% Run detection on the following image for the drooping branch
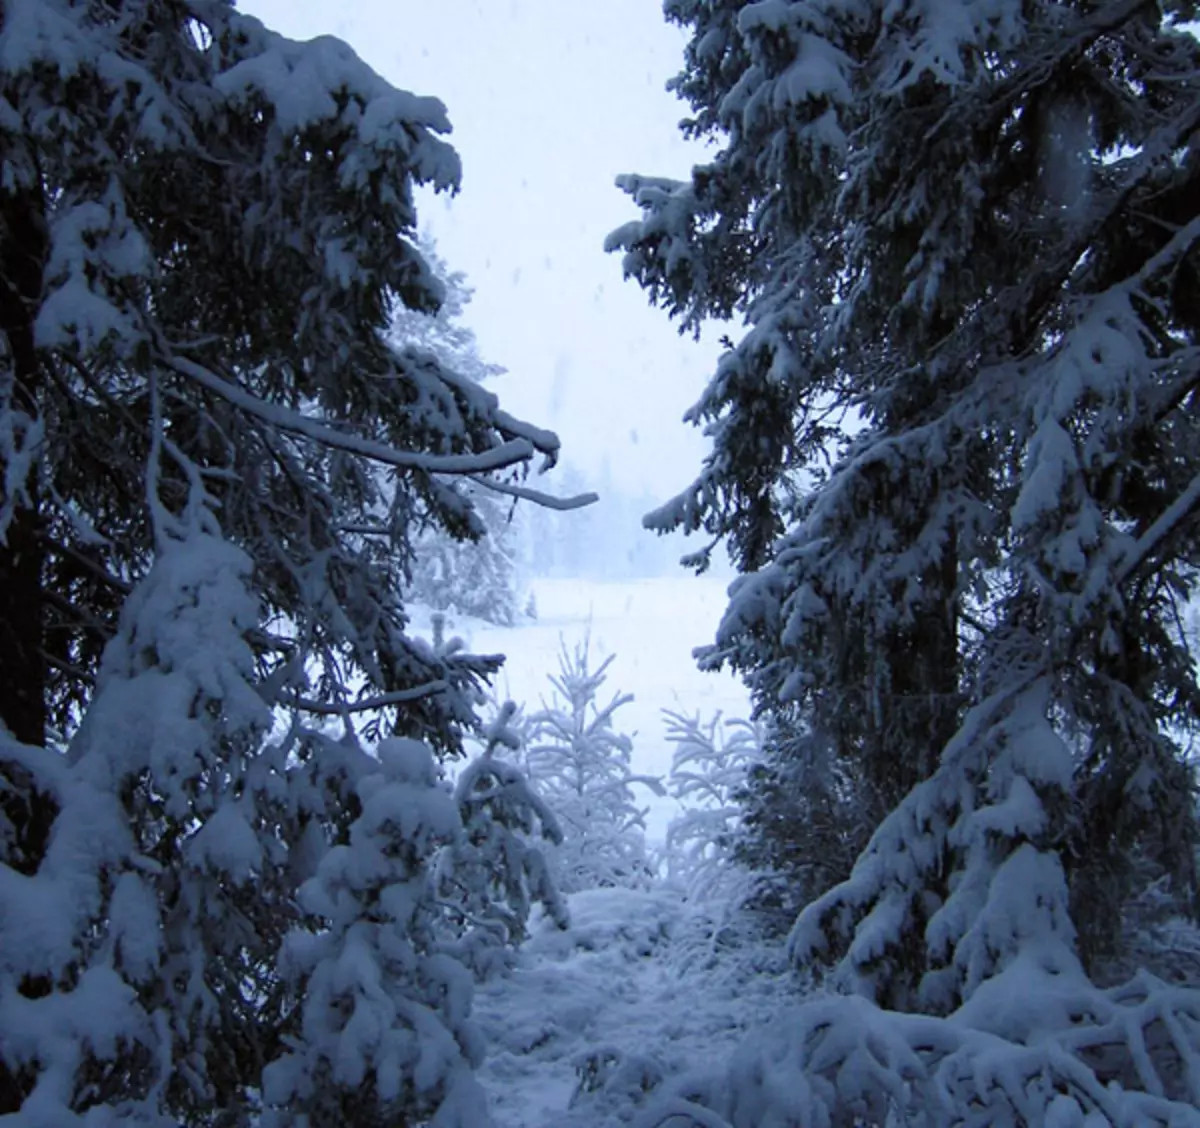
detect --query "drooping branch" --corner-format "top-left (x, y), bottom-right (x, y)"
top-left (164, 353), bottom-right (543, 476)
top-left (468, 473), bottom-right (598, 511)
top-left (278, 681), bottom-right (450, 716)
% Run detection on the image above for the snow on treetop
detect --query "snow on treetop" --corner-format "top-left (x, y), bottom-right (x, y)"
top-left (377, 736), bottom-right (440, 786)
top-left (215, 16), bottom-right (461, 193)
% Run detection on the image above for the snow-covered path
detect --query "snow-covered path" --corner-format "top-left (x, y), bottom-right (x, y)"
top-left (471, 888), bottom-right (794, 1128)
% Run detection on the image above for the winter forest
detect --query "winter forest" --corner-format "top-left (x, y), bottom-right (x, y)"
top-left (2, 0), bottom-right (1200, 1126)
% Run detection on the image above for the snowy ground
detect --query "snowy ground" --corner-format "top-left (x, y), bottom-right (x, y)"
top-left (413, 575), bottom-right (752, 841)
top-left (471, 888), bottom-right (794, 1128)
top-left (409, 577), bottom-right (785, 1127)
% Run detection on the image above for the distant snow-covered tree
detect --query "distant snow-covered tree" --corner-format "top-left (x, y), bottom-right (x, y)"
top-left (662, 709), bottom-right (761, 903)
top-left (436, 701), bottom-right (569, 978)
top-left (391, 235), bottom-right (524, 626)
top-left (526, 642), bottom-right (664, 892)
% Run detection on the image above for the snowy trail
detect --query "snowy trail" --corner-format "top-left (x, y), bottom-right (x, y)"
top-left (471, 889), bottom-right (793, 1128)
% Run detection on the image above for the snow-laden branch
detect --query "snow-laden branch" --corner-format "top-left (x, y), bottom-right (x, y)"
top-left (468, 474), bottom-right (598, 511)
top-left (278, 681), bottom-right (448, 715)
top-left (1120, 468), bottom-right (1200, 584)
top-left (164, 353), bottom-right (539, 475)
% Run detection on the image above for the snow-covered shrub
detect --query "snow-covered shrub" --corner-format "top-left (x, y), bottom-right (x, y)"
top-left (437, 702), bottom-right (569, 978)
top-left (571, 1044), bottom-right (667, 1118)
top-left (662, 710), bottom-right (761, 903)
top-left (637, 967), bottom-right (1200, 1128)
top-left (524, 887), bottom-right (681, 964)
top-left (262, 737), bottom-right (488, 1128)
top-left (526, 641), bottom-right (664, 892)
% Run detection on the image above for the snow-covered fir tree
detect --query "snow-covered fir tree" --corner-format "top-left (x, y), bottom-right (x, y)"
top-left (731, 711), bottom-right (881, 929)
top-left (526, 642), bottom-right (664, 892)
top-left (0, 526), bottom-right (286, 1125)
top-left (262, 737), bottom-right (486, 1128)
top-left (0, 3), bottom-right (585, 1122)
top-left (662, 709), bottom-right (761, 903)
top-left (390, 236), bottom-right (526, 626)
top-left (436, 701), bottom-right (569, 979)
top-left (612, 0), bottom-right (1200, 1120)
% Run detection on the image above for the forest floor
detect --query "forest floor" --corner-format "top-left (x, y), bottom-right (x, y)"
top-left (472, 887), bottom-right (796, 1128)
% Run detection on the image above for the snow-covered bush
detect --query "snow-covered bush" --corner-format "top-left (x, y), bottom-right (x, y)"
top-left (262, 737), bottom-right (488, 1128)
top-left (526, 641), bottom-right (664, 892)
top-left (436, 702), bottom-right (569, 978)
top-left (637, 967), bottom-right (1200, 1128)
top-left (662, 710), bottom-right (761, 904)
top-left (571, 1044), bottom-right (667, 1119)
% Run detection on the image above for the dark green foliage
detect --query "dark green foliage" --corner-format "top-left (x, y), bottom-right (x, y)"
top-left (612, 0), bottom-right (1200, 1002)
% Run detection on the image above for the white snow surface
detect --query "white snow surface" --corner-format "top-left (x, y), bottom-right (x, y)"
top-left (472, 887), bottom-right (793, 1128)
top-left (413, 575), bottom-right (751, 842)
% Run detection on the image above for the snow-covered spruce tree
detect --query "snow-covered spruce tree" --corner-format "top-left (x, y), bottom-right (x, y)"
top-left (391, 235), bottom-right (525, 626)
top-left (262, 737), bottom-right (486, 1128)
top-left (0, 523), bottom-right (287, 1127)
top-left (662, 709), bottom-right (761, 903)
top-left (526, 641), bottom-right (664, 892)
top-left (613, 0), bottom-right (1200, 1119)
top-left (0, 3), bottom-right (585, 1122)
top-left (731, 710), bottom-right (880, 930)
top-left (435, 701), bottom-right (569, 978)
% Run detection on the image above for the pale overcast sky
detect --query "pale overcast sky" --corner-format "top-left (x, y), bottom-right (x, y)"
top-left (238, 0), bottom-right (723, 500)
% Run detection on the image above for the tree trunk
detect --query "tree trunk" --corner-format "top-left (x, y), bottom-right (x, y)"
top-left (0, 179), bottom-right (48, 746)
top-left (0, 171), bottom-right (52, 1117)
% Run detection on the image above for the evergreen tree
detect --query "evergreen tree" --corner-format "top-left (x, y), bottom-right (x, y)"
top-left (526, 641), bottom-right (664, 892)
top-left (435, 701), bottom-right (569, 979)
top-left (0, 3), bottom-right (577, 1122)
top-left (731, 711), bottom-right (880, 930)
top-left (390, 236), bottom-right (525, 626)
top-left (662, 709), bottom-right (761, 903)
top-left (0, 529), bottom-right (285, 1126)
top-left (613, 0), bottom-right (1200, 1117)
top-left (262, 737), bottom-right (486, 1128)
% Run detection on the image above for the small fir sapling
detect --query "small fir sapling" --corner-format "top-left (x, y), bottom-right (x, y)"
top-left (261, 737), bottom-right (490, 1128)
top-left (436, 701), bottom-right (569, 978)
top-left (525, 640), bottom-right (664, 892)
top-left (662, 710), bottom-right (762, 903)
